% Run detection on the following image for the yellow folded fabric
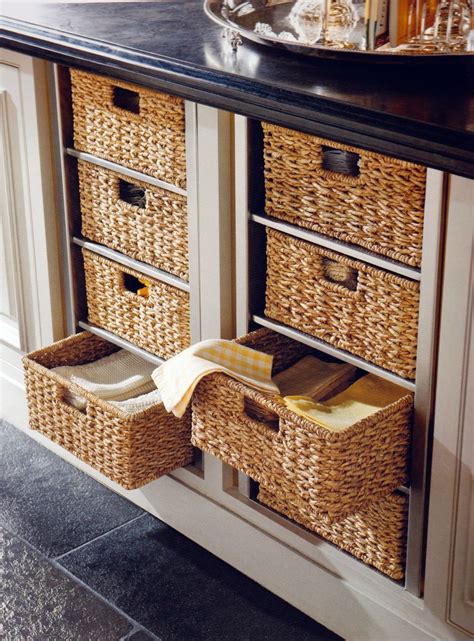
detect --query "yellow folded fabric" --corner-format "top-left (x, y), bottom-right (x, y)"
top-left (284, 373), bottom-right (407, 432)
top-left (152, 339), bottom-right (279, 418)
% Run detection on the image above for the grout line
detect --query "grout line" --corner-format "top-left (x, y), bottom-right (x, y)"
top-left (117, 623), bottom-right (162, 641)
top-left (117, 629), bottom-right (140, 641)
top-left (1, 523), bottom-right (161, 641)
top-left (54, 565), bottom-right (162, 641)
top-left (54, 513), bottom-right (147, 561)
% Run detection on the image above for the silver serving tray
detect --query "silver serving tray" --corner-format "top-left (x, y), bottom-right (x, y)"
top-left (204, 0), bottom-right (473, 61)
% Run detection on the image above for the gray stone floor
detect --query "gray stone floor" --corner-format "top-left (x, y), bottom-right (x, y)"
top-left (1, 420), bottom-right (343, 641)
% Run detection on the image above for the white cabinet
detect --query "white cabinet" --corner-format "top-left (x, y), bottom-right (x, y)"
top-left (1, 49), bottom-right (473, 641)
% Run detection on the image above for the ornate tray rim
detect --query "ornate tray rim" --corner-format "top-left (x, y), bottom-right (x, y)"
top-left (204, 0), bottom-right (474, 62)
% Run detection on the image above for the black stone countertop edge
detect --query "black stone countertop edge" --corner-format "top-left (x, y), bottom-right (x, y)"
top-left (1, 7), bottom-right (473, 178)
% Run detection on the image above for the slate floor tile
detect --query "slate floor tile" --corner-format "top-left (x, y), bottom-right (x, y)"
top-left (0, 421), bottom-right (143, 557)
top-left (59, 514), bottom-right (343, 641)
top-left (1, 526), bottom-right (131, 641)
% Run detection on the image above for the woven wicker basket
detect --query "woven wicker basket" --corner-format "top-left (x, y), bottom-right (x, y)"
top-left (70, 69), bottom-right (186, 188)
top-left (262, 122), bottom-right (426, 268)
top-left (23, 332), bottom-right (192, 489)
top-left (78, 160), bottom-right (189, 281)
top-left (265, 229), bottom-right (420, 379)
top-left (258, 484), bottom-right (408, 580)
top-left (82, 249), bottom-right (190, 360)
top-left (192, 328), bottom-right (412, 523)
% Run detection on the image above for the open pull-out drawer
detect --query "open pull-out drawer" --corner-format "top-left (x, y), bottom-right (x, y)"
top-left (23, 331), bottom-right (192, 489)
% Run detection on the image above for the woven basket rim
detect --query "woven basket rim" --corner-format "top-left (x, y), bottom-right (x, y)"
top-left (82, 247), bottom-right (185, 295)
top-left (204, 370), bottom-right (412, 443)
top-left (70, 67), bottom-right (184, 107)
top-left (23, 331), bottom-right (163, 421)
top-left (261, 121), bottom-right (424, 169)
top-left (267, 228), bottom-right (421, 289)
top-left (259, 480), bottom-right (409, 511)
top-left (77, 158), bottom-right (187, 202)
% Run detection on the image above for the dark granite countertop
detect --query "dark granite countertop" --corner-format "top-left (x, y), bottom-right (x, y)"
top-left (1, 1), bottom-right (473, 176)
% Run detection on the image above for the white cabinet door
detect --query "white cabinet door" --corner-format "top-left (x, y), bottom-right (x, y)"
top-left (424, 175), bottom-right (474, 639)
top-left (0, 50), bottom-right (64, 426)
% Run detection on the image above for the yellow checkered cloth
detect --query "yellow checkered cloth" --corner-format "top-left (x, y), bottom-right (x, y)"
top-left (152, 339), bottom-right (279, 418)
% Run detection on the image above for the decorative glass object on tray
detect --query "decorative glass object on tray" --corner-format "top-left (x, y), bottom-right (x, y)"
top-left (205, 0), bottom-right (473, 58)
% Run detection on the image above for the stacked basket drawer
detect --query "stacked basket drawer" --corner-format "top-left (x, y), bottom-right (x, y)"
top-left (70, 69), bottom-right (191, 359)
top-left (70, 69), bottom-right (187, 188)
top-left (258, 486), bottom-right (409, 581)
top-left (78, 160), bottom-right (189, 281)
top-left (265, 230), bottom-right (420, 379)
top-left (23, 68), bottom-right (193, 489)
top-left (262, 122), bottom-right (426, 268)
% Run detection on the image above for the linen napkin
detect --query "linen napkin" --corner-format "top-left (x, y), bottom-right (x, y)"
top-left (274, 356), bottom-right (356, 400)
top-left (284, 373), bottom-right (408, 432)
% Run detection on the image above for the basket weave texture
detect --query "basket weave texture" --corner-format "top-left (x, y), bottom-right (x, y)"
top-left (79, 160), bottom-right (189, 281)
top-left (70, 69), bottom-right (186, 188)
top-left (23, 332), bottom-right (192, 489)
top-left (265, 229), bottom-right (420, 379)
top-left (258, 484), bottom-right (408, 580)
top-left (192, 329), bottom-right (412, 523)
top-left (83, 249), bottom-right (190, 360)
top-left (262, 122), bottom-right (426, 268)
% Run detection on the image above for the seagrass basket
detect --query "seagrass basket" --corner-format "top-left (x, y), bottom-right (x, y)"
top-left (78, 160), bottom-right (189, 281)
top-left (70, 69), bottom-right (186, 188)
top-left (265, 229), bottom-right (420, 379)
top-left (262, 122), bottom-right (426, 268)
top-left (23, 332), bottom-right (192, 489)
top-left (192, 328), bottom-right (412, 523)
top-left (82, 249), bottom-right (190, 360)
top-left (258, 484), bottom-right (408, 581)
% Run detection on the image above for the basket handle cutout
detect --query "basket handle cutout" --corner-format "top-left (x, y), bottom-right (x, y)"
top-left (322, 257), bottom-right (359, 292)
top-left (244, 397), bottom-right (280, 432)
top-left (60, 389), bottom-right (88, 415)
top-left (321, 146), bottom-right (360, 177)
top-left (118, 179), bottom-right (146, 208)
top-left (123, 273), bottom-right (150, 297)
top-left (113, 86), bottom-right (140, 114)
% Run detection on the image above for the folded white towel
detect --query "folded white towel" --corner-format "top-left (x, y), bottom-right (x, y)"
top-left (109, 388), bottom-right (162, 415)
top-left (53, 349), bottom-right (156, 410)
top-left (63, 380), bottom-right (157, 411)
